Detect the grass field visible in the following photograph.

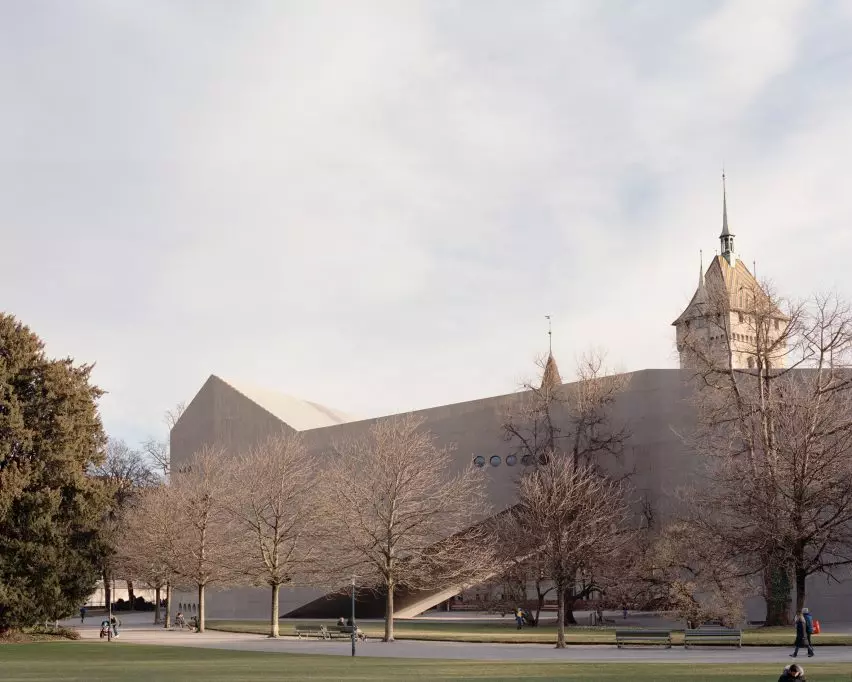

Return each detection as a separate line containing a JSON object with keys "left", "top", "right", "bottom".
{"left": 207, "top": 618, "right": 852, "bottom": 646}
{"left": 0, "top": 643, "right": 850, "bottom": 681}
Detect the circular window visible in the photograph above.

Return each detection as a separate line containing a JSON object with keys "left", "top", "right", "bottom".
{"left": 473, "top": 455, "right": 485, "bottom": 468}
{"left": 506, "top": 454, "right": 518, "bottom": 466}
{"left": 490, "top": 455, "right": 501, "bottom": 467}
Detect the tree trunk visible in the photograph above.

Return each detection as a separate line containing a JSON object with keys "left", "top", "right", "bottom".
{"left": 764, "top": 562, "right": 792, "bottom": 626}
{"left": 164, "top": 582, "right": 172, "bottom": 628}
{"left": 270, "top": 583, "right": 280, "bottom": 638}
{"left": 127, "top": 580, "right": 136, "bottom": 608}
{"left": 555, "top": 584, "right": 566, "bottom": 649}
{"left": 384, "top": 582, "right": 394, "bottom": 642}
{"left": 197, "top": 583, "right": 205, "bottom": 633}
{"left": 534, "top": 594, "right": 545, "bottom": 626}
{"left": 795, "top": 560, "right": 807, "bottom": 613}
{"left": 562, "top": 592, "right": 578, "bottom": 626}
{"left": 103, "top": 570, "right": 112, "bottom": 614}
{"left": 154, "top": 586, "right": 162, "bottom": 624}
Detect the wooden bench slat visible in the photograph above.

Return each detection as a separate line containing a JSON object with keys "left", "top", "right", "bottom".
{"left": 615, "top": 629, "right": 673, "bottom": 649}
{"left": 684, "top": 628, "right": 742, "bottom": 649}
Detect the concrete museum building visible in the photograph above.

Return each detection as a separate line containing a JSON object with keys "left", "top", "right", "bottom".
{"left": 170, "top": 188, "right": 852, "bottom": 622}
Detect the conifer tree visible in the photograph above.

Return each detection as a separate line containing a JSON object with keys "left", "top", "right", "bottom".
{"left": 0, "top": 313, "right": 108, "bottom": 631}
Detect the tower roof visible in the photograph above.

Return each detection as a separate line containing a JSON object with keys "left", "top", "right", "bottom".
{"left": 672, "top": 255, "right": 786, "bottom": 326}
{"left": 541, "top": 353, "right": 562, "bottom": 391}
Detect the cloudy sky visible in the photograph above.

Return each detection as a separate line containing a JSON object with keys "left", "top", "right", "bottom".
{"left": 3, "top": 0, "right": 852, "bottom": 446}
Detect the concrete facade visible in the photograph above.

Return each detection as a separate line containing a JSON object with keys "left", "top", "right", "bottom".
{"left": 170, "top": 369, "right": 852, "bottom": 622}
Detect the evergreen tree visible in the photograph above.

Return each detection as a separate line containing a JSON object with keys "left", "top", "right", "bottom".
{"left": 0, "top": 313, "right": 107, "bottom": 631}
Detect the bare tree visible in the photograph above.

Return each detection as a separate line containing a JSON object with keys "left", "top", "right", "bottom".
{"left": 320, "top": 414, "right": 495, "bottom": 642}
{"left": 507, "top": 456, "right": 631, "bottom": 648}
{"left": 222, "top": 433, "right": 320, "bottom": 638}
{"left": 117, "top": 485, "right": 177, "bottom": 625}
{"left": 166, "top": 446, "right": 243, "bottom": 633}
{"left": 503, "top": 350, "right": 630, "bottom": 470}
{"left": 92, "top": 438, "right": 157, "bottom": 610}
{"left": 143, "top": 402, "right": 186, "bottom": 481}
{"left": 502, "top": 351, "right": 630, "bottom": 623}
{"left": 681, "top": 282, "right": 852, "bottom": 623}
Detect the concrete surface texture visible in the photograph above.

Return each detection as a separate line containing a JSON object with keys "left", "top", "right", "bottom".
{"left": 169, "top": 368, "right": 852, "bottom": 622}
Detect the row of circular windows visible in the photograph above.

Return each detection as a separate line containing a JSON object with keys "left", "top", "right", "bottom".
{"left": 473, "top": 454, "right": 529, "bottom": 468}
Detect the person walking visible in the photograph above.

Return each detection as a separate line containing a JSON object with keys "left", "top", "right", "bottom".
{"left": 514, "top": 607, "right": 524, "bottom": 630}
{"left": 779, "top": 663, "right": 806, "bottom": 681}
{"left": 802, "top": 608, "right": 815, "bottom": 654}
{"left": 110, "top": 615, "right": 120, "bottom": 639}
{"left": 790, "top": 612, "right": 813, "bottom": 658}
{"left": 79, "top": 606, "right": 87, "bottom": 624}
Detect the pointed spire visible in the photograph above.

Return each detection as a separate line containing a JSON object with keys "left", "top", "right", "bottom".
{"left": 541, "top": 353, "right": 562, "bottom": 391}
{"left": 720, "top": 170, "right": 730, "bottom": 237}
{"left": 719, "top": 170, "right": 736, "bottom": 265}
{"left": 693, "top": 249, "right": 709, "bottom": 307}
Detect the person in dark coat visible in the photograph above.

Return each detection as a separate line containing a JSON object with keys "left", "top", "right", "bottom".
{"left": 778, "top": 663, "right": 806, "bottom": 681}
{"left": 791, "top": 612, "right": 813, "bottom": 658}
{"left": 802, "top": 608, "right": 815, "bottom": 651}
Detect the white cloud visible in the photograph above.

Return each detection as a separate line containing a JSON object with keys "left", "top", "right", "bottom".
{"left": 2, "top": 1, "right": 851, "bottom": 444}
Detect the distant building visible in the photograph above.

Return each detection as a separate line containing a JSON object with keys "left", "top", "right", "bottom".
{"left": 170, "top": 180, "right": 851, "bottom": 622}
{"left": 673, "top": 175, "right": 788, "bottom": 370}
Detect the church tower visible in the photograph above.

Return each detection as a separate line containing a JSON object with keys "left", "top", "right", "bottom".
{"left": 672, "top": 175, "right": 788, "bottom": 370}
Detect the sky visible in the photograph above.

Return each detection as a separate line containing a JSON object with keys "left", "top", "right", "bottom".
{"left": 3, "top": 0, "right": 852, "bottom": 446}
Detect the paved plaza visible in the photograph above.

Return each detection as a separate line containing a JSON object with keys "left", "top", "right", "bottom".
{"left": 66, "top": 613, "right": 852, "bottom": 665}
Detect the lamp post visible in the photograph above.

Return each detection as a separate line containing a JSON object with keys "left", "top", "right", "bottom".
{"left": 106, "top": 577, "right": 113, "bottom": 642}
{"left": 350, "top": 576, "right": 356, "bottom": 657}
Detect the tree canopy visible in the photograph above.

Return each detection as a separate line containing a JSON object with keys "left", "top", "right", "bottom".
{"left": 0, "top": 313, "right": 107, "bottom": 630}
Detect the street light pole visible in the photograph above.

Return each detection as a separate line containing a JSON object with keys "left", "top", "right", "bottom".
{"left": 350, "top": 576, "right": 356, "bottom": 657}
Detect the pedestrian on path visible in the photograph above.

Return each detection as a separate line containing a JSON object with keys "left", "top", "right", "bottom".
{"left": 779, "top": 663, "right": 806, "bottom": 681}
{"left": 80, "top": 606, "right": 87, "bottom": 623}
{"left": 514, "top": 608, "right": 524, "bottom": 630}
{"left": 790, "top": 612, "right": 813, "bottom": 658}
{"left": 802, "top": 608, "right": 815, "bottom": 651}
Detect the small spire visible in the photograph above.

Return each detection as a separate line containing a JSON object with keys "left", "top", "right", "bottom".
{"left": 698, "top": 250, "right": 705, "bottom": 289}
{"left": 541, "top": 353, "right": 562, "bottom": 391}
{"left": 719, "top": 171, "right": 736, "bottom": 265}
{"left": 720, "top": 170, "right": 730, "bottom": 237}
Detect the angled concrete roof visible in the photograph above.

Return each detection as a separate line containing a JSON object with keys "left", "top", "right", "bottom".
{"left": 218, "top": 376, "right": 358, "bottom": 431}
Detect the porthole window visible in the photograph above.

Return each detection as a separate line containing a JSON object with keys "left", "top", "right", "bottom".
{"left": 490, "top": 455, "right": 501, "bottom": 467}
{"left": 506, "top": 455, "right": 518, "bottom": 466}
{"left": 473, "top": 455, "right": 485, "bottom": 468}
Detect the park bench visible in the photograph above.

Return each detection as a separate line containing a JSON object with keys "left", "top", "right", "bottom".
{"left": 329, "top": 624, "right": 368, "bottom": 641}
{"left": 294, "top": 624, "right": 328, "bottom": 640}
{"left": 684, "top": 627, "right": 742, "bottom": 648}
{"left": 615, "top": 629, "right": 673, "bottom": 648}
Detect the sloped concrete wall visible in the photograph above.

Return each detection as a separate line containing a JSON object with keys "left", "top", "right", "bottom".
{"left": 170, "top": 369, "right": 852, "bottom": 622}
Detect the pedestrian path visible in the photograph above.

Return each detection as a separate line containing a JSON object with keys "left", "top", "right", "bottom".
{"left": 66, "top": 614, "right": 852, "bottom": 664}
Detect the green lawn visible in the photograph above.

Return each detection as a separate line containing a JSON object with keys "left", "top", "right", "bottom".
{"left": 207, "top": 618, "right": 852, "bottom": 646}
{"left": 0, "top": 643, "right": 850, "bottom": 681}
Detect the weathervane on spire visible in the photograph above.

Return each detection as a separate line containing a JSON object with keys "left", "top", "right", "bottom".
{"left": 545, "top": 315, "right": 552, "bottom": 355}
